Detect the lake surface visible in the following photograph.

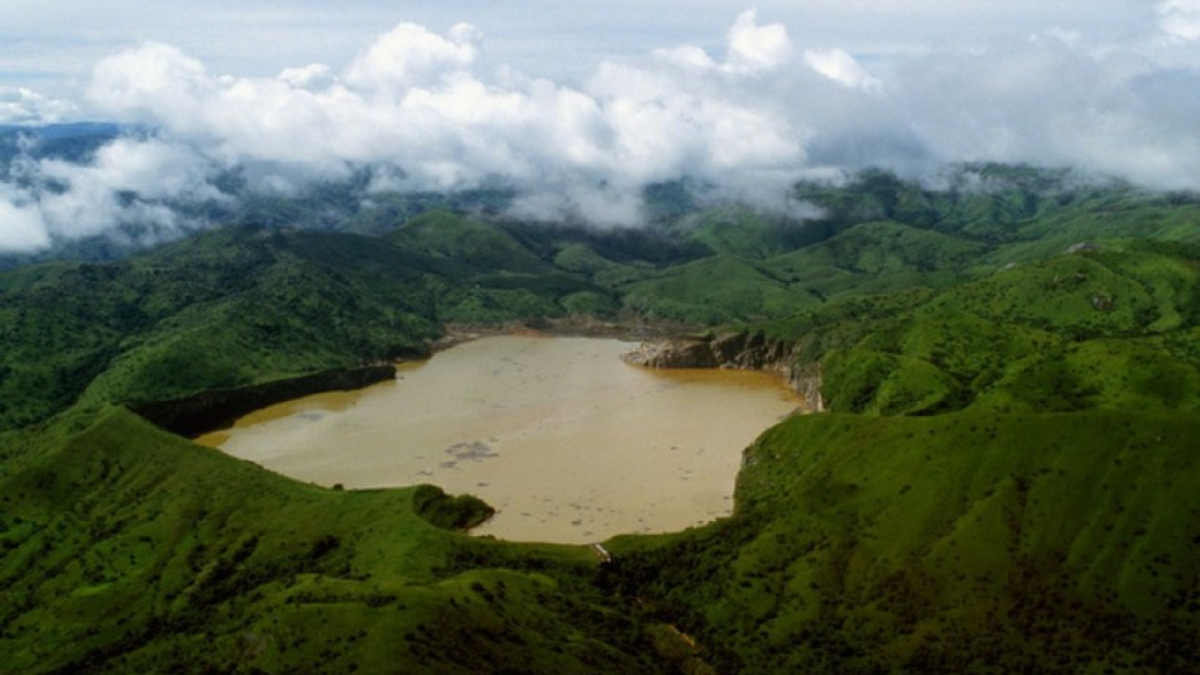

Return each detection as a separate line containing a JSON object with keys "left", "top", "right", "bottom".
{"left": 197, "top": 335, "right": 803, "bottom": 543}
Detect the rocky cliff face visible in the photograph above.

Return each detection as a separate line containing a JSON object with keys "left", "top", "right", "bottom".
{"left": 622, "top": 332, "right": 823, "bottom": 412}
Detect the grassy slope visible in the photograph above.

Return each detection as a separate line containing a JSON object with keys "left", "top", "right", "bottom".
{"left": 600, "top": 181, "right": 1200, "bottom": 674}
{"left": 609, "top": 411, "right": 1200, "bottom": 674}
{"left": 756, "top": 244, "right": 1199, "bottom": 417}
{"left": 0, "top": 408, "right": 663, "bottom": 674}
{"left": 616, "top": 169, "right": 1200, "bottom": 324}
{"left": 0, "top": 227, "right": 455, "bottom": 429}
{"left": 762, "top": 220, "right": 988, "bottom": 297}
{"left": 2, "top": 168, "right": 1198, "bottom": 674}
{"left": 621, "top": 254, "right": 818, "bottom": 325}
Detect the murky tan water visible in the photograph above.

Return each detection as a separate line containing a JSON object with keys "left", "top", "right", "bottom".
{"left": 196, "top": 335, "right": 802, "bottom": 544}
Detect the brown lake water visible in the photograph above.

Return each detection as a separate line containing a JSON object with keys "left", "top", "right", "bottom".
{"left": 196, "top": 335, "right": 803, "bottom": 544}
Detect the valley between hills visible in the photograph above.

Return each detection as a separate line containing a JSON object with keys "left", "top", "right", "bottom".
{"left": 1, "top": 165, "right": 1197, "bottom": 674}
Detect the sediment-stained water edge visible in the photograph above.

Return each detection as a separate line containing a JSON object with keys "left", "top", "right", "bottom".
{"left": 197, "top": 335, "right": 803, "bottom": 543}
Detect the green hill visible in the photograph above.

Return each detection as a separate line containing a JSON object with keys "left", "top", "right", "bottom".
{"left": 1, "top": 167, "right": 1198, "bottom": 673}
{"left": 0, "top": 408, "right": 665, "bottom": 674}
{"left": 761, "top": 220, "right": 989, "bottom": 298}
{"left": 622, "top": 254, "right": 818, "bottom": 324}
{"left": 609, "top": 410, "right": 1199, "bottom": 674}
{"left": 0, "top": 226, "right": 450, "bottom": 429}
{"left": 756, "top": 242, "right": 1199, "bottom": 417}
{"left": 389, "top": 210, "right": 551, "bottom": 273}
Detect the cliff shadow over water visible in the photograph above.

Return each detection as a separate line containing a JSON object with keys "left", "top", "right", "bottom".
{"left": 134, "top": 364, "right": 397, "bottom": 437}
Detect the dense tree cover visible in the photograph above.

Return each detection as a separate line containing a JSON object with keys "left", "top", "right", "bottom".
{"left": 1, "top": 165, "right": 1197, "bottom": 673}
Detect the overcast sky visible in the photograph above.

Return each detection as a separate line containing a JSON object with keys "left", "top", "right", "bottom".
{"left": 2, "top": 2, "right": 1200, "bottom": 251}
{"left": 0, "top": 1, "right": 1181, "bottom": 105}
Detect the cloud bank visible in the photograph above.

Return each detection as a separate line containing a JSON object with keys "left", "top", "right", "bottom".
{"left": 3, "top": 8, "right": 1200, "bottom": 252}
{"left": 0, "top": 87, "right": 77, "bottom": 125}
{"left": 1159, "top": 0, "right": 1200, "bottom": 40}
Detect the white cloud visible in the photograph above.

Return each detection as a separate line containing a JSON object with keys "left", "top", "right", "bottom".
{"left": 278, "top": 64, "right": 338, "bottom": 91}
{"left": 73, "top": 14, "right": 821, "bottom": 227}
{"left": 507, "top": 184, "right": 645, "bottom": 228}
{"left": 0, "top": 193, "right": 49, "bottom": 252}
{"left": 889, "top": 38, "right": 1200, "bottom": 188}
{"left": 1158, "top": 0, "right": 1200, "bottom": 40}
{"left": 653, "top": 46, "right": 718, "bottom": 70}
{"left": 726, "top": 10, "right": 793, "bottom": 72}
{"left": 803, "top": 48, "right": 883, "bottom": 91}
{"left": 88, "top": 42, "right": 214, "bottom": 128}
{"left": 342, "top": 22, "right": 481, "bottom": 91}
{"left": 0, "top": 136, "right": 229, "bottom": 252}
{"left": 4, "top": 6, "right": 1200, "bottom": 252}
{"left": 0, "top": 87, "right": 76, "bottom": 124}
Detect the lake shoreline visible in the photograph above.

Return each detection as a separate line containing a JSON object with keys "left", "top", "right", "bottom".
{"left": 202, "top": 335, "right": 805, "bottom": 544}
{"left": 132, "top": 317, "right": 690, "bottom": 438}
{"left": 429, "top": 315, "right": 702, "bottom": 353}
{"left": 137, "top": 316, "right": 813, "bottom": 442}
{"left": 432, "top": 318, "right": 818, "bottom": 411}
{"left": 133, "top": 364, "right": 398, "bottom": 438}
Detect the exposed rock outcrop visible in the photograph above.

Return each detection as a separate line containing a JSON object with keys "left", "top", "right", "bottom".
{"left": 791, "top": 361, "right": 824, "bottom": 413}
{"left": 621, "top": 332, "right": 791, "bottom": 370}
{"left": 622, "top": 337, "right": 720, "bottom": 369}
{"left": 622, "top": 331, "right": 824, "bottom": 412}
{"left": 1066, "top": 241, "right": 1101, "bottom": 254}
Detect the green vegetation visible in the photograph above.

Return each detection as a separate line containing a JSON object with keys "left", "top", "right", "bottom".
{"left": 609, "top": 411, "right": 1199, "bottom": 674}
{"left": 0, "top": 408, "right": 663, "bottom": 674}
{"left": 1, "top": 226, "right": 445, "bottom": 429}
{"left": 760, "top": 243, "right": 1199, "bottom": 417}
{"left": 1, "top": 165, "right": 1197, "bottom": 673}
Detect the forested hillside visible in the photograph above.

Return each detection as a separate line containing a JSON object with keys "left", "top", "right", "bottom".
{"left": 1, "top": 166, "right": 1197, "bottom": 673}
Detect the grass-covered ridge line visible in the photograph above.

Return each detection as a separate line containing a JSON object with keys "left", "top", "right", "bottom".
{"left": 1, "top": 166, "right": 1197, "bottom": 673}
